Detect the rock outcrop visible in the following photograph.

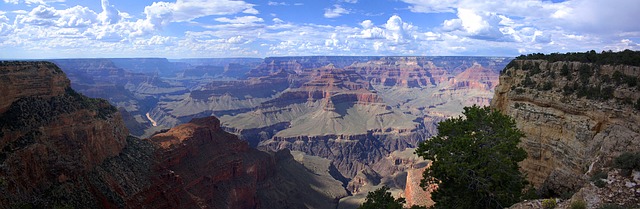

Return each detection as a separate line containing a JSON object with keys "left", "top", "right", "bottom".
{"left": 0, "top": 61, "right": 130, "bottom": 207}
{"left": 492, "top": 57, "right": 640, "bottom": 196}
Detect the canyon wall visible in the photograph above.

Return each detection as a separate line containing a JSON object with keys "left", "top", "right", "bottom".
{"left": 491, "top": 58, "right": 640, "bottom": 195}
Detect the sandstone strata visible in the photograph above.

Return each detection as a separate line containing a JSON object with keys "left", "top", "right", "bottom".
{"left": 0, "top": 61, "right": 129, "bottom": 207}
{"left": 492, "top": 59, "right": 640, "bottom": 195}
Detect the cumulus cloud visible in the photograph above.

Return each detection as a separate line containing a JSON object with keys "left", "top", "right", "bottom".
{"left": 143, "top": 0, "right": 257, "bottom": 26}
{"left": 350, "top": 15, "right": 416, "bottom": 43}
{"left": 324, "top": 4, "right": 349, "bottom": 18}
{"left": 1, "top": 0, "right": 639, "bottom": 58}
{"left": 17, "top": 5, "right": 98, "bottom": 28}
{"left": 97, "top": 0, "right": 121, "bottom": 25}
{"left": 360, "top": 20, "right": 373, "bottom": 28}
{"left": 0, "top": 13, "right": 15, "bottom": 36}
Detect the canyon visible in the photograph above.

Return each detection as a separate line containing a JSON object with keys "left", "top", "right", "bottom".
{"left": 43, "top": 56, "right": 510, "bottom": 207}
{"left": 2, "top": 51, "right": 638, "bottom": 208}
{"left": 0, "top": 61, "right": 346, "bottom": 208}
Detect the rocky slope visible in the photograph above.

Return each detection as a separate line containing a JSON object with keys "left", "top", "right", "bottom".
{"left": 137, "top": 116, "right": 347, "bottom": 209}
{"left": 0, "top": 61, "right": 346, "bottom": 208}
{"left": 491, "top": 56, "right": 640, "bottom": 196}
{"left": 0, "top": 61, "right": 130, "bottom": 207}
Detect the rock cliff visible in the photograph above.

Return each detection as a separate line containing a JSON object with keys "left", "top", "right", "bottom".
{"left": 0, "top": 61, "right": 130, "bottom": 207}
{"left": 491, "top": 57, "right": 640, "bottom": 196}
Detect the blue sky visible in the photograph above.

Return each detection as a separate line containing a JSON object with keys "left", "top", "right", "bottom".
{"left": 0, "top": 0, "right": 638, "bottom": 58}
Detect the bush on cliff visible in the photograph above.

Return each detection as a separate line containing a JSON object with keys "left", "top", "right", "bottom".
{"left": 416, "top": 105, "right": 528, "bottom": 209}
{"left": 358, "top": 186, "right": 405, "bottom": 209}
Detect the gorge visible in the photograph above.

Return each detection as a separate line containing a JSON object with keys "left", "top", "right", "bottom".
{"left": 1, "top": 51, "right": 639, "bottom": 208}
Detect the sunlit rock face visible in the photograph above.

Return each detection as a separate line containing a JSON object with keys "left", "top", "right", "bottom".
{"left": 492, "top": 59, "right": 640, "bottom": 195}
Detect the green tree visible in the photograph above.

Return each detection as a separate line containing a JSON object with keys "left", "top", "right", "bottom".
{"left": 358, "top": 186, "right": 405, "bottom": 209}
{"left": 416, "top": 105, "right": 528, "bottom": 209}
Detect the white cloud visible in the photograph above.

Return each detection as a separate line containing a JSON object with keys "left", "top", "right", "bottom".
{"left": 342, "top": 0, "right": 358, "bottom": 3}
{"left": 17, "top": 5, "right": 98, "bottom": 28}
{"left": 1, "top": 0, "right": 639, "bottom": 58}
{"left": 268, "top": 1, "right": 287, "bottom": 6}
{"left": 351, "top": 15, "right": 417, "bottom": 43}
{"left": 56, "top": 6, "right": 98, "bottom": 28}
{"left": 226, "top": 35, "right": 249, "bottom": 44}
{"left": 134, "top": 35, "right": 172, "bottom": 45}
{"left": 243, "top": 8, "right": 259, "bottom": 14}
{"left": 360, "top": 20, "right": 373, "bottom": 28}
{"left": 557, "top": 0, "right": 640, "bottom": 33}
{"left": 214, "top": 16, "right": 263, "bottom": 24}
{"left": 3, "top": 0, "right": 65, "bottom": 4}
{"left": 143, "top": 0, "right": 258, "bottom": 28}
{"left": 324, "top": 4, "right": 349, "bottom": 18}
{"left": 401, "top": 0, "right": 457, "bottom": 13}
{"left": 0, "top": 13, "right": 15, "bottom": 36}
{"left": 97, "top": 0, "right": 122, "bottom": 25}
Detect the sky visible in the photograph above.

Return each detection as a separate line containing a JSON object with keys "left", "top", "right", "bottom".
{"left": 0, "top": 0, "right": 639, "bottom": 58}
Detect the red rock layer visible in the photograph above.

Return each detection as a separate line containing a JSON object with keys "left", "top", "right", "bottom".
{"left": 0, "top": 61, "right": 128, "bottom": 206}
{"left": 0, "top": 61, "right": 69, "bottom": 112}
{"left": 404, "top": 165, "right": 435, "bottom": 208}
{"left": 130, "top": 116, "right": 275, "bottom": 209}
{"left": 450, "top": 63, "right": 499, "bottom": 90}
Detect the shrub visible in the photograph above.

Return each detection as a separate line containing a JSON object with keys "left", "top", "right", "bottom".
{"left": 594, "top": 179, "right": 606, "bottom": 188}
{"left": 521, "top": 186, "right": 539, "bottom": 200}
{"left": 613, "top": 152, "right": 640, "bottom": 171}
{"left": 542, "top": 198, "right": 557, "bottom": 209}
{"left": 590, "top": 171, "right": 608, "bottom": 181}
{"left": 560, "top": 64, "right": 570, "bottom": 77}
{"left": 542, "top": 82, "right": 554, "bottom": 91}
{"left": 358, "top": 186, "right": 405, "bottom": 209}
{"left": 570, "top": 200, "right": 587, "bottom": 209}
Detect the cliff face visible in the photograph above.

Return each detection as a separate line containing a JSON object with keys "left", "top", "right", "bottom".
{"left": 0, "top": 61, "right": 69, "bottom": 112}
{"left": 133, "top": 116, "right": 347, "bottom": 209}
{"left": 0, "top": 61, "right": 130, "bottom": 207}
{"left": 491, "top": 59, "right": 640, "bottom": 195}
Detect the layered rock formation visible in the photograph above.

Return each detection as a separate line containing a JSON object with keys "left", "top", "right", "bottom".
{"left": 223, "top": 65, "right": 421, "bottom": 178}
{"left": 136, "top": 116, "right": 347, "bottom": 209}
{"left": 38, "top": 56, "right": 511, "bottom": 208}
{"left": 0, "top": 61, "right": 130, "bottom": 207}
{"left": 492, "top": 58, "right": 640, "bottom": 196}
{"left": 52, "top": 59, "right": 187, "bottom": 137}
{"left": 0, "top": 61, "right": 346, "bottom": 208}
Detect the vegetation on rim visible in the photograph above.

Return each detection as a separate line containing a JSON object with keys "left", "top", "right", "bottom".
{"left": 415, "top": 105, "right": 528, "bottom": 209}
